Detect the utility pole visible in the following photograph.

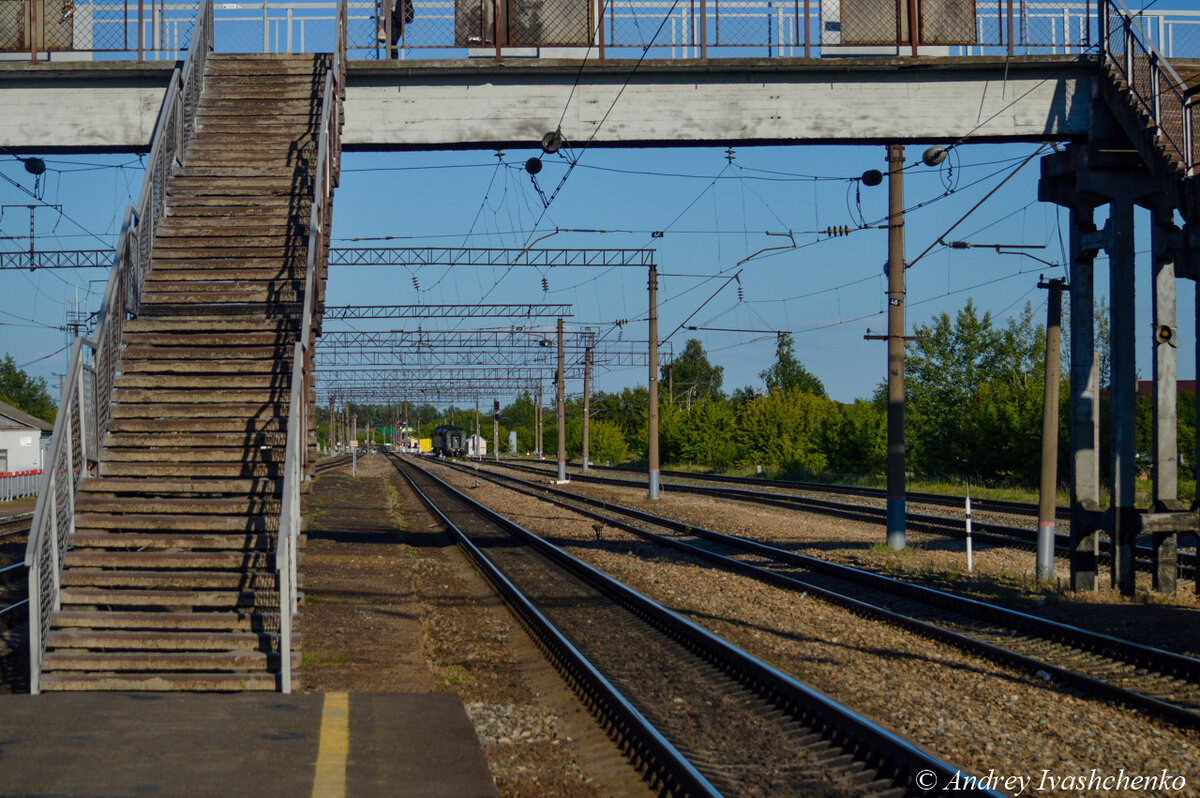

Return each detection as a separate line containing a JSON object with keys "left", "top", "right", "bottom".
{"left": 582, "top": 346, "right": 592, "bottom": 473}
{"left": 352, "top": 414, "right": 358, "bottom": 476}
{"left": 475, "top": 400, "right": 481, "bottom": 460}
{"left": 1037, "top": 276, "right": 1067, "bottom": 582}
{"left": 535, "top": 384, "right": 543, "bottom": 457}
{"left": 493, "top": 399, "right": 500, "bottom": 463}
{"left": 329, "top": 396, "right": 335, "bottom": 452}
{"left": 557, "top": 318, "right": 567, "bottom": 482}
{"left": 863, "top": 144, "right": 908, "bottom": 549}
{"left": 648, "top": 263, "right": 661, "bottom": 500}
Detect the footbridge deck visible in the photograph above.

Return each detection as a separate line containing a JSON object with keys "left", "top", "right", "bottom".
{"left": 1, "top": 54, "right": 1102, "bottom": 150}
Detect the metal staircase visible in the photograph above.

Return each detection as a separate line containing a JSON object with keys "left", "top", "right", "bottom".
{"left": 24, "top": 0, "right": 345, "bottom": 692}
{"left": 1099, "top": 0, "right": 1200, "bottom": 217}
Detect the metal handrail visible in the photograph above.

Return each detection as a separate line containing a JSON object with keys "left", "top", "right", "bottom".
{"left": 1102, "top": 0, "right": 1197, "bottom": 177}
{"left": 276, "top": 0, "right": 345, "bottom": 693}
{"left": 23, "top": 0, "right": 215, "bottom": 695}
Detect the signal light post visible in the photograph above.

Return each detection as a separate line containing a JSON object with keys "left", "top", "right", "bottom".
{"left": 648, "top": 263, "right": 660, "bottom": 500}
{"left": 557, "top": 318, "right": 567, "bottom": 483}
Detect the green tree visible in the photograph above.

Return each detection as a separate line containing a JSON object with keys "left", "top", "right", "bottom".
{"left": 900, "top": 299, "right": 1046, "bottom": 482}
{"left": 759, "top": 333, "right": 825, "bottom": 397}
{"left": 734, "top": 389, "right": 836, "bottom": 474}
{"left": 664, "top": 338, "right": 725, "bottom": 405}
{"left": 659, "top": 398, "right": 738, "bottom": 469}
{"left": 820, "top": 400, "right": 886, "bottom": 475}
{"left": 0, "top": 355, "right": 57, "bottom": 423}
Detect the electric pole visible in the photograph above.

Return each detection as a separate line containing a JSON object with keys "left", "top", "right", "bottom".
{"left": 1037, "top": 276, "right": 1067, "bottom": 581}
{"left": 648, "top": 263, "right": 660, "bottom": 500}
{"left": 582, "top": 345, "right": 592, "bottom": 473}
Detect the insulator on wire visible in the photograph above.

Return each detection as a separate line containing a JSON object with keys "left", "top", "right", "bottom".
{"left": 411, "top": 275, "right": 419, "bottom": 290}
{"left": 822, "top": 225, "right": 853, "bottom": 238}
{"left": 541, "top": 276, "right": 549, "bottom": 292}
{"left": 738, "top": 285, "right": 744, "bottom": 302}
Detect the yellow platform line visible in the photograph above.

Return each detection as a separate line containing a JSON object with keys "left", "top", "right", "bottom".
{"left": 313, "top": 692, "right": 350, "bottom": 798}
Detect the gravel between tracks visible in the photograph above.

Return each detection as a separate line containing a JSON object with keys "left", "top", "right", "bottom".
{"left": 486, "top": 463, "right": 1200, "bottom": 657}
{"left": 300, "top": 455, "right": 629, "bottom": 797}
{"left": 428, "top": 459, "right": 1200, "bottom": 797}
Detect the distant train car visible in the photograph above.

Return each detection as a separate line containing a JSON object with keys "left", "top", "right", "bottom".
{"left": 430, "top": 425, "right": 468, "bottom": 457}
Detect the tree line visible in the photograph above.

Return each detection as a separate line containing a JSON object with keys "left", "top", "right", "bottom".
{"left": 318, "top": 297, "right": 1195, "bottom": 491}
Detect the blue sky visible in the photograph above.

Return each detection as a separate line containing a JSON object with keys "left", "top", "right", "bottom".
{"left": 0, "top": 139, "right": 1187, "bottom": 405}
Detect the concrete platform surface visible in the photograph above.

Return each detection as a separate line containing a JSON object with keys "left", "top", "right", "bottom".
{"left": 0, "top": 692, "right": 497, "bottom": 797}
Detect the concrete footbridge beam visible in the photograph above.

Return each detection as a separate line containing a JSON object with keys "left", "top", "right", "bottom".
{"left": 0, "top": 55, "right": 1098, "bottom": 152}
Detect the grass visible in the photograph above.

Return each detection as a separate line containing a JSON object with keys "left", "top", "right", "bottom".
{"left": 437, "top": 663, "right": 466, "bottom": 688}
{"left": 302, "top": 650, "right": 348, "bottom": 668}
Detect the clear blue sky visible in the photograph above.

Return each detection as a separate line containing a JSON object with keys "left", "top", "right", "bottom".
{"left": 0, "top": 138, "right": 1188, "bottom": 405}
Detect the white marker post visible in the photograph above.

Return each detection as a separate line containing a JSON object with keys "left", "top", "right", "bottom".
{"left": 965, "top": 481, "right": 974, "bottom": 573}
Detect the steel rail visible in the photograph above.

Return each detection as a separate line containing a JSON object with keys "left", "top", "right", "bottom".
{"left": 390, "top": 453, "right": 999, "bottom": 797}
{"left": 488, "top": 460, "right": 1196, "bottom": 574}
{"left": 581, "top": 462, "right": 1071, "bottom": 521}
{"left": 389, "top": 456, "right": 719, "bottom": 798}
{"left": 447, "top": 460, "right": 1200, "bottom": 730}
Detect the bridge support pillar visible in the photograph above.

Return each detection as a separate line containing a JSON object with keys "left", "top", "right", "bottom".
{"left": 1151, "top": 201, "right": 1181, "bottom": 594}
{"left": 1108, "top": 196, "right": 1138, "bottom": 596}
{"left": 1067, "top": 203, "right": 1102, "bottom": 591}
{"left": 1040, "top": 146, "right": 1159, "bottom": 594}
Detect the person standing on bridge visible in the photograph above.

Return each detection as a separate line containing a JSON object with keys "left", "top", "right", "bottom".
{"left": 378, "top": 0, "right": 415, "bottom": 58}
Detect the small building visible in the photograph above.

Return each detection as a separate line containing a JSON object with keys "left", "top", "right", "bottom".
{"left": 0, "top": 399, "right": 52, "bottom": 473}
{"left": 467, "top": 433, "right": 487, "bottom": 458}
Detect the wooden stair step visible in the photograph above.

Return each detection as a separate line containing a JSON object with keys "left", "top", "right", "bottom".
{"left": 121, "top": 333, "right": 296, "bottom": 348}
{"left": 114, "top": 373, "right": 291, "bottom": 390}
{"left": 61, "top": 570, "right": 281, "bottom": 591}
{"left": 124, "top": 317, "right": 300, "bottom": 334}
{"left": 51, "top": 609, "right": 279, "bottom": 632}
{"left": 144, "top": 269, "right": 306, "bottom": 283}
{"left": 40, "top": 649, "right": 293, "bottom": 671}
{"left": 37, "top": 671, "right": 284, "bottom": 691}
{"left": 110, "top": 389, "right": 289, "bottom": 405}
{"left": 64, "top": 550, "right": 275, "bottom": 569}
{"left": 115, "top": 359, "right": 291, "bottom": 376}
{"left": 75, "top": 496, "right": 281, "bottom": 515}
{"left": 99, "top": 463, "right": 285, "bottom": 479}
{"left": 98, "top": 451, "right": 286, "bottom": 467}
{"left": 46, "top": 629, "right": 281, "bottom": 651}
{"left": 104, "top": 431, "right": 288, "bottom": 447}
{"left": 69, "top": 532, "right": 274, "bottom": 552}
{"left": 109, "top": 402, "right": 288, "bottom": 420}
{"left": 151, "top": 234, "right": 307, "bottom": 247}
{"left": 119, "top": 345, "right": 290, "bottom": 361}
{"left": 105, "top": 418, "right": 289, "bottom": 435}
{"left": 140, "top": 289, "right": 304, "bottom": 306}
{"left": 75, "top": 512, "right": 279, "bottom": 532}
{"left": 78, "top": 477, "right": 283, "bottom": 495}
{"left": 59, "top": 587, "right": 280, "bottom": 609}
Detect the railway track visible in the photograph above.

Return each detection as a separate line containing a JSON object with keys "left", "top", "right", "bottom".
{"left": 579, "top": 462, "right": 1071, "bottom": 520}
{"left": 444, "top": 459, "right": 1200, "bottom": 731}
{"left": 388, "top": 453, "right": 996, "bottom": 797}
{"left": 0, "top": 512, "right": 33, "bottom": 633}
{"left": 485, "top": 459, "right": 1196, "bottom": 576}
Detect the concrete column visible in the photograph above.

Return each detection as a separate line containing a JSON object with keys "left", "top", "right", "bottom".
{"left": 885, "top": 143, "right": 906, "bottom": 550}
{"left": 1037, "top": 277, "right": 1066, "bottom": 582}
{"left": 1069, "top": 206, "right": 1101, "bottom": 591}
{"left": 556, "top": 318, "right": 567, "bottom": 482}
{"left": 582, "top": 347, "right": 592, "bottom": 473}
{"left": 1151, "top": 203, "right": 1179, "bottom": 593}
{"left": 1109, "top": 197, "right": 1138, "bottom": 596}
{"left": 648, "top": 264, "right": 661, "bottom": 500}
